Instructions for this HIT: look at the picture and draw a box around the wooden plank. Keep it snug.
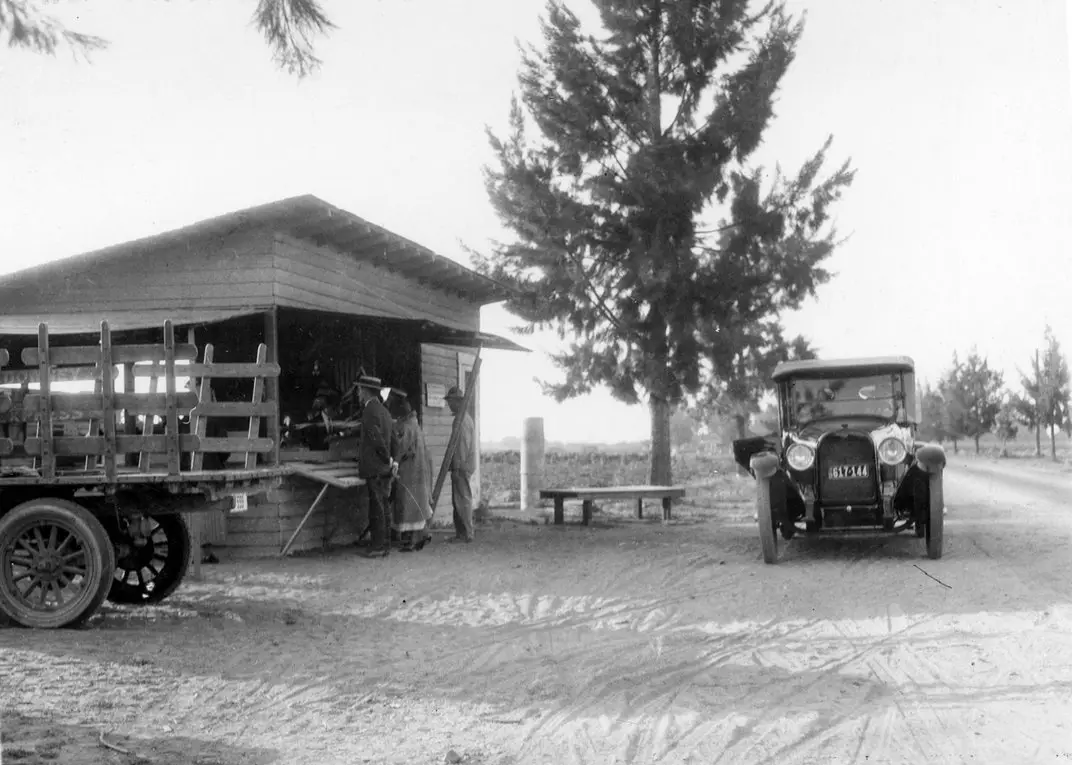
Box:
[37,324,54,481]
[275,234,477,327]
[140,353,159,472]
[539,486,688,500]
[264,308,280,467]
[0,367,118,385]
[0,438,13,456]
[133,362,281,379]
[190,401,276,417]
[21,343,199,366]
[190,344,213,473]
[429,348,481,513]
[22,392,199,416]
[245,344,267,470]
[100,322,117,481]
[84,366,103,472]
[164,321,180,475]
[197,437,275,453]
[24,434,202,456]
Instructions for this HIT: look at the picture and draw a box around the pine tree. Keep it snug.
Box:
[1038,326,1071,461]
[942,349,1005,454]
[0,0,334,76]
[693,324,816,442]
[478,0,854,484]
[918,382,949,444]
[993,395,1019,458]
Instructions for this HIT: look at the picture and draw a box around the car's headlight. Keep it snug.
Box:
[878,437,907,465]
[786,443,815,471]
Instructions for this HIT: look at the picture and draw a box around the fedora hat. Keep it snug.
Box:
[444,385,465,401]
[354,375,383,390]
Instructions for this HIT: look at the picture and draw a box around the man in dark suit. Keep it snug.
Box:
[355,375,395,558]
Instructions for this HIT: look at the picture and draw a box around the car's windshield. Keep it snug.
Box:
[788,374,903,426]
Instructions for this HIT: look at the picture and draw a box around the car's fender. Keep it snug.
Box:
[915,444,946,474]
[750,451,782,481]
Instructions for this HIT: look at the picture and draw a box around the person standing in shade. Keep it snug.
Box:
[444,385,476,543]
[389,391,433,551]
[355,375,396,559]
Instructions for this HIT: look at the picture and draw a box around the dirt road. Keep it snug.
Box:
[2,456,1071,764]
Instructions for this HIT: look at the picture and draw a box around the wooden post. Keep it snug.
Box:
[430,347,482,514]
[264,308,281,467]
[123,363,137,467]
[245,344,267,469]
[36,323,54,481]
[521,417,545,512]
[163,321,180,476]
[190,345,214,472]
[99,322,116,482]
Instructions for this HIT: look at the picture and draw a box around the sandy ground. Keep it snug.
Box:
[2,455,1072,765]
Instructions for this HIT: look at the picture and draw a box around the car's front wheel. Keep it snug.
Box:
[755,479,779,564]
[926,473,944,559]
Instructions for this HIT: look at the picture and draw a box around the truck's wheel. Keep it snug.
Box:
[107,513,192,605]
[756,479,779,564]
[0,498,116,629]
[926,473,944,560]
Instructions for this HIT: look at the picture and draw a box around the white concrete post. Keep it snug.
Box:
[521,417,545,511]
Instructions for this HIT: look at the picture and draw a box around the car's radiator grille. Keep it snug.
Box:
[818,432,878,505]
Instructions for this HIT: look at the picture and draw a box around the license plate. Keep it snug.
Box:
[828,464,869,479]
[232,494,248,513]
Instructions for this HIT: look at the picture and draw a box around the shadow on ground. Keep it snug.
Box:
[0,710,279,764]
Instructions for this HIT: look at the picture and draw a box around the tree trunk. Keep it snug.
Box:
[1000,437,1008,458]
[735,413,748,441]
[952,438,958,454]
[1036,423,1042,457]
[649,395,672,486]
[974,435,980,454]
[1051,423,1057,462]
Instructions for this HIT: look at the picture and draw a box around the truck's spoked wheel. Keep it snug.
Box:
[108,514,191,605]
[0,499,116,629]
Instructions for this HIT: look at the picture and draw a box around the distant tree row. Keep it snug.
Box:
[918,326,1071,460]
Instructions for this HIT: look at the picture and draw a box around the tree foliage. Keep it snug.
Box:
[992,394,1019,457]
[940,349,1004,454]
[476,0,854,483]
[0,0,334,76]
[917,382,950,444]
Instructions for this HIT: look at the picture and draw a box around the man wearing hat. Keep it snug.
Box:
[355,375,395,558]
[444,384,476,543]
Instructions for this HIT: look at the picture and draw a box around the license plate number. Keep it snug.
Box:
[232,494,248,513]
[829,464,869,479]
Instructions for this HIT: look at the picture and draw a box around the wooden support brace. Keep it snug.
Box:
[280,483,331,557]
[99,322,117,482]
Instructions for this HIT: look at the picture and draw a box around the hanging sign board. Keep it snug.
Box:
[425,383,446,408]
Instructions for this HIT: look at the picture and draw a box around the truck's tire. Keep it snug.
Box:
[756,479,779,564]
[107,513,192,605]
[926,472,944,560]
[0,498,116,629]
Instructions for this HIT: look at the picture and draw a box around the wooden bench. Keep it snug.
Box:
[539,485,688,526]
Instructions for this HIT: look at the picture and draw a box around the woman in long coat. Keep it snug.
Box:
[390,394,433,551]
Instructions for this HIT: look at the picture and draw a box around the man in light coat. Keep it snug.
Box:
[444,385,476,543]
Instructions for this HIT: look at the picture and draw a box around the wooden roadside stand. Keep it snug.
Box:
[278,346,483,556]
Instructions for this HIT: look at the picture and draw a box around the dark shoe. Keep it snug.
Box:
[362,546,389,559]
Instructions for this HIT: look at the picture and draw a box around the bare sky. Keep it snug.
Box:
[2,0,1071,444]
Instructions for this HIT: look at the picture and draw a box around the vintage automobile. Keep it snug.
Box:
[732,356,947,564]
